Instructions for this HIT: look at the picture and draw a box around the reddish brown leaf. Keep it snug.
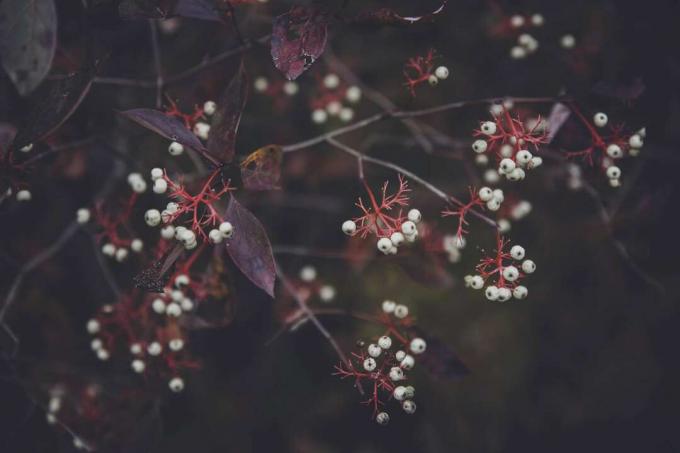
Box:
[351,1,448,25]
[206,62,248,162]
[271,6,329,80]
[119,108,207,152]
[240,144,283,190]
[225,196,276,297]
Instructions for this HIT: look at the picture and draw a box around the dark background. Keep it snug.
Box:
[1,0,680,452]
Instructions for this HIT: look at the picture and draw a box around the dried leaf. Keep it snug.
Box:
[240,144,283,190]
[207,62,248,162]
[12,65,96,150]
[546,102,572,144]
[225,196,276,297]
[0,0,57,96]
[351,1,447,25]
[271,6,329,80]
[120,108,207,152]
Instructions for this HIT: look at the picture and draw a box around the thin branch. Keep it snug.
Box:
[149,20,164,108]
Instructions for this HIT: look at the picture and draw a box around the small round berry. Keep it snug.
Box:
[208,229,223,244]
[168,141,184,156]
[376,411,390,425]
[409,338,426,355]
[486,198,502,211]
[637,127,647,138]
[169,338,184,351]
[502,265,520,282]
[492,189,504,202]
[507,167,526,181]
[86,319,100,334]
[377,237,393,253]
[390,231,405,247]
[367,343,382,358]
[152,298,166,314]
[153,178,168,194]
[531,13,544,26]
[326,101,342,116]
[97,349,110,361]
[521,259,536,274]
[144,209,161,227]
[102,243,116,256]
[193,122,211,140]
[528,156,543,169]
[402,400,417,414]
[499,158,516,174]
[478,187,493,202]
[400,354,415,370]
[115,248,129,262]
[131,239,143,253]
[485,286,499,301]
[323,73,340,89]
[166,202,179,213]
[48,396,61,413]
[174,274,190,287]
[516,150,533,165]
[404,386,416,398]
[203,100,217,116]
[131,359,146,373]
[300,265,317,282]
[147,342,162,356]
[510,14,525,28]
[319,285,336,302]
[393,304,409,319]
[470,275,484,289]
[311,109,328,124]
[498,218,511,233]
[510,245,525,260]
[606,166,621,180]
[339,107,354,123]
[179,229,196,246]
[498,144,513,158]
[393,386,407,401]
[389,366,404,381]
[253,77,268,92]
[378,335,392,349]
[497,287,512,302]
[484,168,500,184]
[480,121,497,136]
[342,220,357,236]
[472,139,488,154]
[91,338,103,351]
[560,34,576,49]
[510,46,527,59]
[609,178,621,188]
[181,297,194,312]
[130,343,142,355]
[428,74,439,86]
[593,112,608,128]
[606,144,623,159]
[395,350,406,362]
[629,134,643,149]
[76,208,91,224]
[169,377,184,392]
[513,285,528,299]
[382,300,396,313]
[345,85,362,103]
[216,221,232,239]
[129,178,146,193]
[161,225,175,240]
[401,221,417,236]
[166,302,182,317]
[20,143,33,152]
[434,65,449,80]
[282,80,299,96]
[363,357,377,372]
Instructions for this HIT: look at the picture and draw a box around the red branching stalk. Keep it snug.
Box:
[334,351,398,416]
[164,95,206,129]
[441,187,485,241]
[565,103,632,166]
[475,108,548,163]
[403,48,437,96]
[353,175,411,239]
[163,169,233,240]
[476,233,523,289]
[93,192,139,247]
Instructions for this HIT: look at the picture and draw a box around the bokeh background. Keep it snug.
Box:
[2,0,680,452]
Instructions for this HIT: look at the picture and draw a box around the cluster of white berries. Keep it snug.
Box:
[311,74,362,124]
[473,128,543,183]
[192,100,217,141]
[100,238,143,262]
[253,76,300,97]
[86,319,112,361]
[496,200,532,233]
[150,274,195,317]
[45,387,63,425]
[131,336,186,393]
[426,65,451,87]
[127,172,148,193]
[508,13,543,59]
[442,234,466,263]
[592,112,645,188]
[342,209,423,255]
[464,244,536,301]
[298,265,336,302]
[478,186,506,212]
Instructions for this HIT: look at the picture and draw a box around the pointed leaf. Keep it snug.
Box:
[240,144,283,190]
[12,64,96,150]
[225,196,276,297]
[120,108,207,152]
[546,102,571,144]
[0,0,57,96]
[207,62,248,162]
[271,6,329,80]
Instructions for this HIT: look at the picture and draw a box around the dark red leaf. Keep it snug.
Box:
[351,1,447,25]
[118,0,173,19]
[119,108,207,152]
[174,0,221,21]
[206,62,248,162]
[546,102,572,144]
[0,0,57,96]
[271,6,329,80]
[11,64,96,150]
[240,144,283,191]
[225,196,276,297]
[592,78,646,102]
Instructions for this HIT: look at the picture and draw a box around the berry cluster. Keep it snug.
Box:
[165,98,217,146]
[464,235,536,301]
[506,13,544,59]
[309,73,362,125]
[471,104,547,182]
[402,49,450,96]
[341,176,423,254]
[442,186,505,241]
[334,300,426,425]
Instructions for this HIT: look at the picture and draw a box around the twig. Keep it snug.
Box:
[149,20,164,108]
